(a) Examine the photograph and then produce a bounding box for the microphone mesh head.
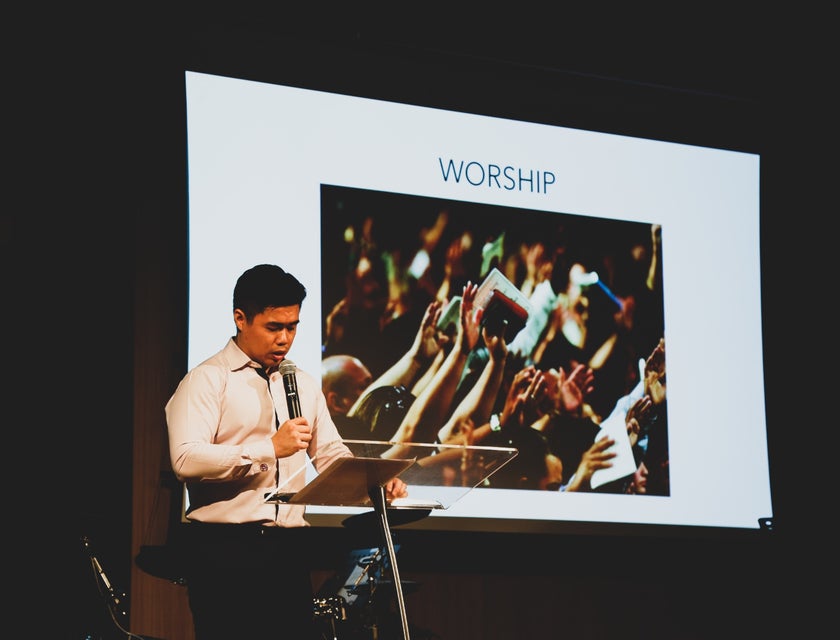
[279,360,297,376]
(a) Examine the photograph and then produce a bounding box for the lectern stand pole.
[368,485,411,640]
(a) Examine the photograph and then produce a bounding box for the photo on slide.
[320,184,667,496]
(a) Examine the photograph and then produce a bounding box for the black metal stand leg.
[369,485,411,640]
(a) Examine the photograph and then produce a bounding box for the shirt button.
[260,463,269,472]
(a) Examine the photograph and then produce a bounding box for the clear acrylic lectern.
[264,439,518,640]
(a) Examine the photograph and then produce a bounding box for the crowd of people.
[320,200,669,495]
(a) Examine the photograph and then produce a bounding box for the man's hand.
[271,417,312,458]
[384,476,408,499]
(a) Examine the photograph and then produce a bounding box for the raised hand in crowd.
[435,229,473,303]
[556,362,595,416]
[644,337,666,404]
[385,282,480,449]
[519,241,553,299]
[436,320,510,447]
[458,281,482,356]
[419,318,511,485]
[564,435,617,492]
[625,394,653,448]
[347,298,444,415]
[497,364,546,430]
[324,296,350,351]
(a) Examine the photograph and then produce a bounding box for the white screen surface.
[185,70,770,532]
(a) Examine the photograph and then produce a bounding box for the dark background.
[13,6,830,638]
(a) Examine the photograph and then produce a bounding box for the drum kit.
[312,546,417,640]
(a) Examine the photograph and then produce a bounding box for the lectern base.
[342,508,432,531]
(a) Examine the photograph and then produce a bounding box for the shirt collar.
[224,336,262,373]
[224,337,280,378]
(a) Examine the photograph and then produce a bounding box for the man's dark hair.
[233,264,307,319]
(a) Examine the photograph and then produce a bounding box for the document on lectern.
[263,457,416,507]
[264,440,519,511]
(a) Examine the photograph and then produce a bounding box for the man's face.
[234,304,300,370]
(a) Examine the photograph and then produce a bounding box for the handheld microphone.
[279,359,302,418]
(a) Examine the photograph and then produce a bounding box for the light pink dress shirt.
[166,338,351,526]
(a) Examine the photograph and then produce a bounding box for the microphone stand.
[81,535,127,623]
[82,536,166,640]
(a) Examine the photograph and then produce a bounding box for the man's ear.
[233,308,247,331]
[324,390,343,414]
